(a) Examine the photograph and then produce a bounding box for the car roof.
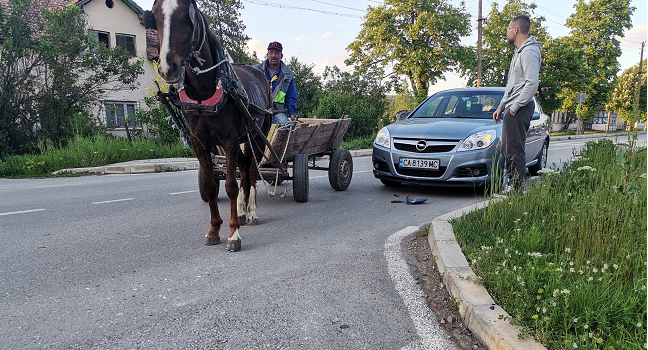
[433,87,506,94]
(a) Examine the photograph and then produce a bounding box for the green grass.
[0,134,192,178]
[341,137,374,150]
[452,138,647,350]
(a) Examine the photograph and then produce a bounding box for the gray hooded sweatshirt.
[498,36,542,113]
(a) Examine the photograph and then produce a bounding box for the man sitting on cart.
[254,41,298,125]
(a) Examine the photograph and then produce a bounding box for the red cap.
[267,41,283,52]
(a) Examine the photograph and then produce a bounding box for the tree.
[315,66,386,140]
[285,56,322,118]
[537,36,591,117]
[0,0,41,156]
[199,0,257,64]
[347,0,471,104]
[566,0,634,132]
[0,0,143,157]
[461,0,549,88]
[608,59,647,124]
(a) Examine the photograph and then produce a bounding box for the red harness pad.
[179,87,225,114]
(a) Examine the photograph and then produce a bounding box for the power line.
[242,0,363,18]
[308,0,365,12]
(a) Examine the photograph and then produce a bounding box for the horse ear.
[143,11,157,30]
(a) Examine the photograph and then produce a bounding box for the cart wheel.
[198,168,219,202]
[293,154,309,203]
[329,149,353,191]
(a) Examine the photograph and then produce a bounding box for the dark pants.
[502,100,534,188]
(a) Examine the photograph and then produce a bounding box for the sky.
[136,0,647,94]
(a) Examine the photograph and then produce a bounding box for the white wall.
[82,0,156,117]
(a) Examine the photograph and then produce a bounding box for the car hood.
[387,118,499,140]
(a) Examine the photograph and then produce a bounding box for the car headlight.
[458,129,496,152]
[374,127,391,149]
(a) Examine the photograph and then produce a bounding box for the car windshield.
[409,91,504,120]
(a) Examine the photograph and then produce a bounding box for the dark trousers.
[502,100,534,188]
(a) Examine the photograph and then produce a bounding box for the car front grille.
[393,143,456,153]
[394,165,447,178]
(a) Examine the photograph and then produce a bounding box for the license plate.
[399,158,439,170]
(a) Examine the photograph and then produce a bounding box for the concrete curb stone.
[428,200,547,350]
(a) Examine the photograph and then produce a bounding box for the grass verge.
[0,134,192,178]
[452,138,647,350]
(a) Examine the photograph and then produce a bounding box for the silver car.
[372,87,550,189]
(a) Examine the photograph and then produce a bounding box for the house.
[0,0,158,136]
[76,0,157,136]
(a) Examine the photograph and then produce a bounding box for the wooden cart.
[198,117,353,203]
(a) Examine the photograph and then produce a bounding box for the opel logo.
[416,140,427,152]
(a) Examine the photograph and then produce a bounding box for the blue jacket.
[253,60,298,116]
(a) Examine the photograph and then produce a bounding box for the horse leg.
[245,144,262,225]
[193,143,223,246]
[237,145,259,225]
[224,141,243,252]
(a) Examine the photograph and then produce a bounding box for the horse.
[144,0,273,252]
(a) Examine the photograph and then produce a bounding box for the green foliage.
[608,60,647,123]
[199,0,257,64]
[385,90,418,120]
[340,137,374,150]
[566,0,635,120]
[0,0,144,158]
[453,138,647,349]
[461,0,549,88]
[347,0,471,103]
[315,66,387,140]
[538,37,592,115]
[286,56,322,117]
[0,133,192,178]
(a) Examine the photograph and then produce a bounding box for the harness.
[152,0,286,176]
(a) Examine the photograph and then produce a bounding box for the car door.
[525,99,545,164]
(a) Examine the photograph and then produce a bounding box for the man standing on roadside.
[254,41,298,124]
[492,15,542,190]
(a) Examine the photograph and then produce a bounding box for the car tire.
[528,141,548,176]
[293,154,309,203]
[328,149,353,191]
[380,178,401,187]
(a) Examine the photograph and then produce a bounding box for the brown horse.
[144,0,272,251]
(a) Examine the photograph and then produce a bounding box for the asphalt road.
[0,133,643,349]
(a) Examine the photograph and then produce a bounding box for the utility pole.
[477,0,483,87]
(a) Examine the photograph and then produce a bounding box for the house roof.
[74,0,145,16]
[0,0,145,21]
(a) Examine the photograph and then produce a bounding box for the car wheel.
[529,141,548,176]
[380,178,401,187]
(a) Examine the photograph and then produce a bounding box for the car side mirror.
[532,112,540,120]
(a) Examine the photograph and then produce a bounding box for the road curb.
[427,201,547,350]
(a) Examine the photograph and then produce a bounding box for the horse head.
[144,0,207,85]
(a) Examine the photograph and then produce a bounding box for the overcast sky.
[136,0,647,93]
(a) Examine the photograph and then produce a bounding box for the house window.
[90,31,110,47]
[103,101,139,128]
[116,34,136,57]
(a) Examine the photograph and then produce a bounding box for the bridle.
[143,0,228,77]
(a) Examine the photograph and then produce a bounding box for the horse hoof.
[238,215,247,226]
[226,239,241,252]
[247,217,258,226]
[204,237,221,246]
